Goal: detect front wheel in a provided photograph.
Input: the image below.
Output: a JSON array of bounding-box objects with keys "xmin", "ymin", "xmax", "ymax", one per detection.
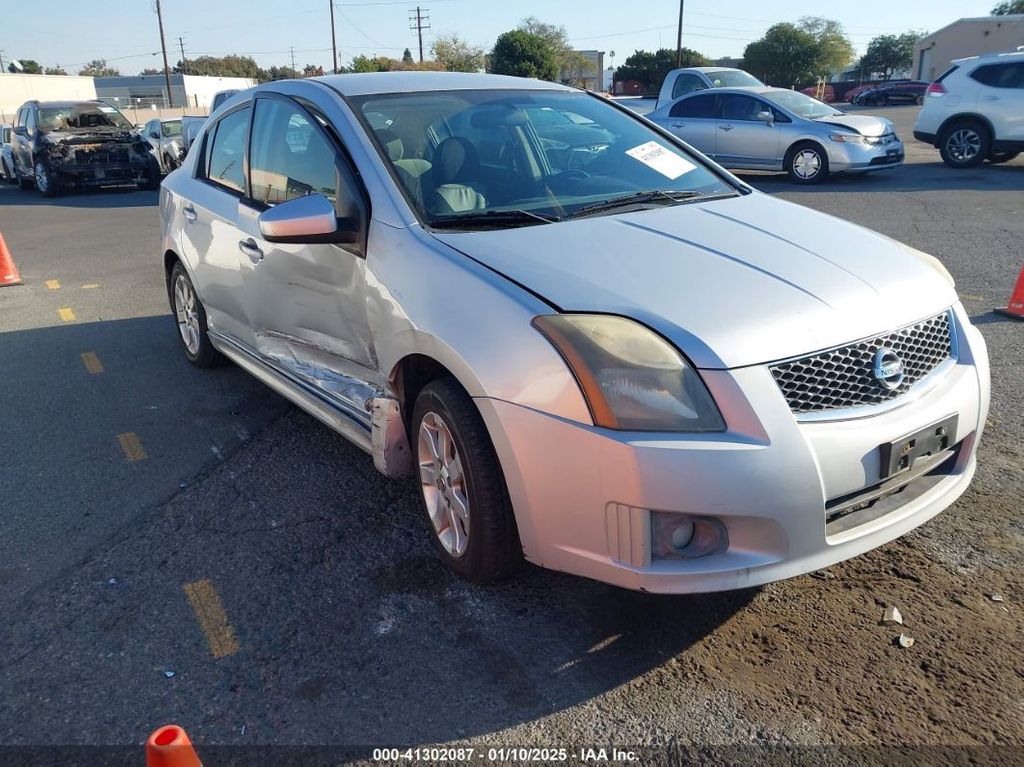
[
  {"xmin": 34, "ymin": 160, "xmax": 59, "ymax": 197},
  {"xmin": 168, "ymin": 261, "xmax": 223, "ymax": 368},
  {"xmin": 939, "ymin": 121, "xmax": 989, "ymax": 168},
  {"xmin": 786, "ymin": 142, "xmax": 829, "ymax": 184},
  {"xmin": 412, "ymin": 379, "xmax": 522, "ymax": 582}
]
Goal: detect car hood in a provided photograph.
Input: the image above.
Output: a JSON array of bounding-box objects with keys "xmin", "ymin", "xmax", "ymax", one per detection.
[
  {"xmin": 41, "ymin": 129, "xmax": 138, "ymax": 145},
  {"xmin": 431, "ymin": 193, "xmax": 957, "ymax": 369},
  {"xmin": 813, "ymin": 114, "xmax": 892, "ymax": 136}
]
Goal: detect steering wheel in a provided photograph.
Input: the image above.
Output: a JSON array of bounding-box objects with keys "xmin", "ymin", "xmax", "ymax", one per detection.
[{"xmin": 555, "ymin": 168, "xmax": 591, "ymax": 182}]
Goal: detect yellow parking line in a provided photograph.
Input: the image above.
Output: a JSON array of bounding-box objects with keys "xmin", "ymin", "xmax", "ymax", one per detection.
[
  {"xmin": 116, "ymin": 432, "xmax": 148, "ymax": 462},
  {"xmin": 45, "ymin": 279, "xmax": 60, "ymax": 290},
  {"xmin": 81, "ymin": 283, "xmax": 100, "ymax": 289},
  {"xmin": 57, "ymin": 307, "xmax": 76, "ymax": 322},
  {"xmin": 183, "ymin": 579, "xmax": 240, "ymax": 658},
  {"xmin": 80, "ymin": 352, "xmax": 104, "ymax": 374}
]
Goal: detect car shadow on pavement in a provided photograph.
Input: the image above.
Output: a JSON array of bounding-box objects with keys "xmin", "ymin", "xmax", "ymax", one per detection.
[
  {"xmin": 0, "ymin": 185, "xmax": 158, "ymax": 209},
  {"xmin": 739, "ymin": 160, "xmax": 1024, "ymax": 195}
]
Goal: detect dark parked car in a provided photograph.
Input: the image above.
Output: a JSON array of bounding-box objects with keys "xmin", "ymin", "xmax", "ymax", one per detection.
[
  {"xmin": 11, "ymin": 100, "xmax": 160, "ymax": 197},
  {"xmin": 854, "ymin": 81, "xmax": 929, "ymax": 106}
]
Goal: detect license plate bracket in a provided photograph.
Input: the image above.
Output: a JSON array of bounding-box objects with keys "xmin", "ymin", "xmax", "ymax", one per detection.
[{"xmin": 879, "ymin": 414, "xmax": 958, "ymax": 480}]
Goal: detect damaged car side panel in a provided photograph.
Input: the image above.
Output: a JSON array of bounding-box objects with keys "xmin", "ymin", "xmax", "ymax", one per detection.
[{"xmin": 12, "ymin": 100, "xmax": 160, "ymax": 196}]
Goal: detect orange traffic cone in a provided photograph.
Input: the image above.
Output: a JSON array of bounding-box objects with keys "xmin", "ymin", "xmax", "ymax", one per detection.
[
  {"xmin": 146, "ymin": 725, "xmax": 202, "ymax": 767},
  {"xmin": 0, "ymin": 232, "xmax": 22, "ymax": 287},
  {"xmin": 995, "ymin": 266, "xmax": 1024, "ymax": 321}
]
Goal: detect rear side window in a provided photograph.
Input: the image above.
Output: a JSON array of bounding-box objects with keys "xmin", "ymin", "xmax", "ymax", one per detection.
[
  {"xmin": 671, "ymin": 74, "xmax": 706, "ymax": 100},
  {"xmin": 935, "ymin": 65, "xmax": 958, "ymax": 83},
  {"xmin": 970, "ymin": 63, "xmax": 1024, "ymax": 89},
  {"xmin": 669, "ymin": 93, "xmax": 717, "ymax": 119},
  {"xmin": 206, "ymin": 107, "xmax": 250, "ymax": 194},
  {"xmin": 249, "ymin": 98, "xmax": 338, "ymax": 206}
]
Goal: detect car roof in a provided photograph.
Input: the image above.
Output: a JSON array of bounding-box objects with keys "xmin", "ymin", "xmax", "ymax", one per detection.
[
  {"xmin": 669, "ymin": 67, "xmax": 748, "ymax": 74},
  {"xmin": 308, "ymin": 71, "xmax": 576, "ymax": 97},
  {"xmin": 953, "ymin": 49, "xmax": 1024, "ymax": 65},
  {"xmin": 679, "ymin": 86, "xmax": 776, "ymax": 96},
  {"xmin": 26, "ymin": 100, "xmax": 109, "ymax": 109}
]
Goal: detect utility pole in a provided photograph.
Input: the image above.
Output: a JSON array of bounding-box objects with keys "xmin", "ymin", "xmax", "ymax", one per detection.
[
  {"xmin": 290, "ymin": 46, "xmax": 297, "ymax": 76},
  {"xmin": 675, "ymin": 0, "xmax": 684, "ymax": 67},
  {"xmin": 155, "ymin": 0, "xmax": 174, "ymax": 107},
  {"xmin": 0, "ymin": 50, "xmax": 6, "ymax": 73},
  {"xmin": 408, "ymin": 6, "xmax": 430, "ymax": 64},
  {"xmin": 178, "ymin": 37, "xmax": 188, "ymax": 75},
  {"xmin": 329, "ymin": 0, "xmax": 339, "ymax": 74}
]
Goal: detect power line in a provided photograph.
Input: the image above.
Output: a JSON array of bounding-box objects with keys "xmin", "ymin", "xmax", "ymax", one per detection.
[{"xmin": 408, "ymin": 6, "xmax": 429, "ymax": 63}]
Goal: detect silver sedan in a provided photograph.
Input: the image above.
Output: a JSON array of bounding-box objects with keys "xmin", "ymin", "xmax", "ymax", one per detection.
[
  {"xmin": 160, "ymin": 72, "xmax": 986, "ymax": 593},
  {"xmin": 647, "ymin": 86, "xmax": 904, "ymax": 183}
]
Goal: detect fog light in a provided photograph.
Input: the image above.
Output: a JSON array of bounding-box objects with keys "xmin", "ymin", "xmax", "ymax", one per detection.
[{"xmin": 652, "ymin": 512, "xmax": 728, "ymax": 560}]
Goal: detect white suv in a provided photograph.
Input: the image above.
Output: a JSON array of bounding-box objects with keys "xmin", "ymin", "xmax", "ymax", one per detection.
[{"xmin": 914, "ymin": 49, "xmax": 1024, "ymax": 168}]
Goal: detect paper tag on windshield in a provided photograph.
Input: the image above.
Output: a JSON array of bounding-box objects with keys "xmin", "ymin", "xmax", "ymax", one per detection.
[
  {"xmin": 97, "ymin": 105, "xmax": 116, "ymax": 113},
  {"xmin": 625, "ymin": 141, "xmax": 695, "ymax": 179}
]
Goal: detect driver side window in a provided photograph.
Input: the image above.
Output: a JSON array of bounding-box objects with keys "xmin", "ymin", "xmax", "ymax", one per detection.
[{"xmin": 672, "ymin": 74, "xmax": 706, "ymax": 100}]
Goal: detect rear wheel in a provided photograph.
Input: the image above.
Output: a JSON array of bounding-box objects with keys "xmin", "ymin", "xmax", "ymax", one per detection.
[
  {"xmin": 939, "ymin": 120, "xmax": 989, "ymax": 168},
  {"xmin": 168, "ymin": 261, "xmax": 223, "ymax": 368},
  {"xmin": 412, "ymin": 378, "xmax": 522, "ymax": 582},
  {"xmin": 163, "ymin": 153, "xmax": 179, "ymax": 172},
  {"xmin": 988, "ymin": 151, "xmax": 1019, "ymax": 164},
  {"xmin": 786, "ymin": 141, "xmax": 829, "ymax": 184}
]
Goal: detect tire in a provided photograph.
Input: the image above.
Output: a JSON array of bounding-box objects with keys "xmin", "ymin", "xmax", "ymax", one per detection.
[
  {"xmin": 786, "ymin": 141, "xmax": 829, "ymax": 184},
  {"xmin": 877, "ymin": 94, "xmax": 889, "ymax": 106},
  {"xmin": 163, "ymin": 153, "xmax": 179, "ymax": 172},
  {"xmin": 2, "ymin": 160, "xmax": 14, "ymax": 184},
  {"xmin": 988, "ymin": 151, "xmax": 1019, "ymax": 164},
  {"xmin": 141, "ymin": 161, "xmax": 161, "ymax": 191},
  {"xmin": 915, "ymin": 94, "xmax": 924, "ymax": 106},
  {"xmin": 15, "ymin": 162, "xmax": 33, "ymax": 190},
  {"xmin": 34, "ymin": 160, "xmax": 59, "ymax": 198},
  {"xmin": 168, "ymin": 261, "xmax": 223, "ymax": 368},
  {"xmin": 938, "ymin": 120, "xmax": 989, "ymax": 168},
  {"xmin": 412, "ymin": 378, "xmax": 522, "ymax": 582}
]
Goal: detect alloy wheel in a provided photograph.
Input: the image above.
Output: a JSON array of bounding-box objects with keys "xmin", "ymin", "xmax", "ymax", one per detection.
[
  {"xmin": 946, "ymin": 129, "xmax": 981, "ymax": 163},
  {"xmin": 173, "ymin": 274, "xmax": 201, "ymax": 355},
  {"xmin": 34, "ymin": 162, "xmax": 49, "ymax": 193},
  {"xmin": 418, "ymin": 411, "xmax": 471, "ymax": 558}
]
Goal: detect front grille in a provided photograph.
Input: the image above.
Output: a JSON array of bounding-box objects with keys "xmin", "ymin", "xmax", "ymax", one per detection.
[{"xmin": 770, "ymin": 312, "xmax": 953, "ymax": 414}]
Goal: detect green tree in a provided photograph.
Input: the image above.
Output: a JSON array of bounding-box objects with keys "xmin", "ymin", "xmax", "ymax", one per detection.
[
  {"xmin": 176, "ymin": 55, "xmax": 260, "ymax": 78},
  {"xmin": 992, "ymin": 0, "xmax": 1024, "ymax": 13},
  {"xmin": 78, "ymin": 59, "xmax": 120, "ymax": 77},
  {"xmin": 402, "ymin": 48, "xmax": 415, "ymax": 65},
  {"xmin": 860, "ymin": 32, "xmax": 923, "ymax": 80},
  {"xmin": 44, "ymin": 66, "xmax": 68, "ymax": 75},
  {"xmin": 140, "ymin": 68, "xmax": 163, "ymax": 75},
  {"xmin": 743, "ymin": 23, "xmax": 822, "ymax": 86},
  {"xmin": 350, "ymin": 55, "xmax": 393, "ymax": 73},
  {"xmin": 798, "ymin": 17, "xmax": 855, "ymax": 74},
  {"xmin": 516, "ymin": 17, "xmax": 590, "ymax": 82},
  {"xmin": 9, "ymin": 59, "xmax": 42, "ymax": 74},
  {"xmin": 489, "ymin": 29, "xmax": 559, "ymax": 81},
  {"xmin": 431, "ymin": 33, "xmax": 486, "ymax": 72},
  {"xmin": 615, "ymin": 47, "xmax": 709, "ymax": 91},
  {"xmin": 303, "ymin": 64, "xmax": 324, "ymax": 77}
]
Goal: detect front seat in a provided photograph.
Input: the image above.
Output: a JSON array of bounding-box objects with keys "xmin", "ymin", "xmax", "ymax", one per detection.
[
  {"xmin": 428, "ymin": 137, "xmax": 487, "ymax": 214},
  {"xmin": 376, "ymin": 129, "xmax": 431, "ymax": 179}
]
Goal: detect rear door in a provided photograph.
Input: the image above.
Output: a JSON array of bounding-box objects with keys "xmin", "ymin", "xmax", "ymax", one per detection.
[
  {"xmin": 970, "ymin": 62, "xmax": 1024, "ymax": 142},
  {"xmin": 715, "ymin": 94, "xmax": 782, "ymax": 167},
  {"xmin": 661, "ymin": 93, "xmax": 718, "ymax": 157},
  {"xmin": 238, "ymin": 93, "xmax": 379, "ymax": 412},
  {"xmin": 180, "ymin": 103, "xmax": 256, "ymax": 347}
]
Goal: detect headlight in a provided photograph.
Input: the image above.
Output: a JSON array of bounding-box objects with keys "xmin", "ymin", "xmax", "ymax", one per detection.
[
  {"xmin": 533, "ymin": 314, "xmax": 725, "ymax": 432},
  {"xmin": 829, "ymin": 132, "xmax": 877, "ymax": 145}
]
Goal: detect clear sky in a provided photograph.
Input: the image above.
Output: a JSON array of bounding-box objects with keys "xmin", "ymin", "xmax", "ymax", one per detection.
[{"xmin": 0, "ymin": 0, "xmax": 998, "ymax": 76}]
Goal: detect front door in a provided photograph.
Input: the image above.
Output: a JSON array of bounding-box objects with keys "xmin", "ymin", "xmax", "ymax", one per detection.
[
  {"xmin": 662, "ymin": 93, "xmax": 719, "ymax": 158},
  {"xmin": 715, "ymin": 94, "xmax": 781, "ymax": 168},
  {"xmin": 238, "ymin": 94, "xmax": 379, "ymax": 416}
]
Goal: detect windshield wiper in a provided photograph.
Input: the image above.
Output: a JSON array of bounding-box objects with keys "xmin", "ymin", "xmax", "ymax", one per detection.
[
  {"xmin": 429, "ymin": 208, "xmax": 560, "ymax": 229},
  {"xmin": 563, "ymin": 189, "xmax": 719, "ymax": 220}
]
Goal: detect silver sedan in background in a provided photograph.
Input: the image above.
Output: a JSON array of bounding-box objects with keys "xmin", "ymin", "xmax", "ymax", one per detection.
[{"xmin": 647, "ymin": 86, "xmax": 904, "ymax": 184}]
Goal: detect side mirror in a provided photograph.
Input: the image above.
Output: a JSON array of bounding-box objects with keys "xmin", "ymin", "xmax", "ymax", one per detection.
[
  {"xmin": 12, "ymin": 126, "xmax": 28, "ymax": 136},
  {"xmin": 756, "ymin": 111, "xmax": 774, "ymax": 125},
  {"xmin": 257, "ymin": 193, "xmax": 358, "ymax": 245}
]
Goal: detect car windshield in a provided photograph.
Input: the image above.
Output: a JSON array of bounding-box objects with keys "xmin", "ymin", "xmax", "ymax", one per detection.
[
  {"xmin": 162, "ymin": 120, "xmax": 182, "ymax": 137},
  {"xmin": 353, "ymin": 89, "xmax": 735, "ymax": 228},
  {"xmin": 705, "ymin": 70, "xmax": 763, "ymax": 88},
  {"xmin": 38, "ymin": 104, "xmax": 133, "ymax": 131},
  {"xmin": 766, "ymin": 90, "xmax": 842, "ymax": 119}
]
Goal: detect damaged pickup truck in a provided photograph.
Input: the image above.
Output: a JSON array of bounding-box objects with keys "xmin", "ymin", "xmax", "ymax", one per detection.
[{"xmin": 11, "ymin": 100, "xmax": 160, "ymax": 197}]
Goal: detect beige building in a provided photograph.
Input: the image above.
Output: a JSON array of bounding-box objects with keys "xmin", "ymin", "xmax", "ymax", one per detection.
[{"xmin": 914, "ymin": 15, "xmax": 1024, "ymax": 81}]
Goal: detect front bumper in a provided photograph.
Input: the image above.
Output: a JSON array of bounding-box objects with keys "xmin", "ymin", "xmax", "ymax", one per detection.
[
  {"xmin": 914, "ymin": 130, "xmax": 938, "ymax": 147},
  {"xmin": 828, "ymin": 139, "xmax": 904, "ymax": 173},
  {"xmin": 478, "ymin": 305, "xmax": 989, "ymax": 593},
  {"xmin": 52, "ymin": 162, "xmax": 151, "ymax": 187}
]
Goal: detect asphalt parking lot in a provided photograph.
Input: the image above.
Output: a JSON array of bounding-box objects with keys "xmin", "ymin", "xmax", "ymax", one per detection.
[{"xmin": 0, "ymin": 105, "xmax": 1021, "ymax": 759}]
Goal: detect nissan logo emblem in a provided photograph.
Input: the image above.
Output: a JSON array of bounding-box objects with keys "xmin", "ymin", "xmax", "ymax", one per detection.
[{"xmin": 873, "ymin": 347, "xmax": 905, "ymax": 390}]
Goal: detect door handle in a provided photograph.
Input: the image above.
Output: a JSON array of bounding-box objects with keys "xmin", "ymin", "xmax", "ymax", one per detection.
[
  {"xmin": 983, "ymin": 95, "xmax": 1000, "ymax": 101},
  {"xmin": 238, "ymin": 239, "xmax": 264, "ymax": 263},
  {"xmin": 671, "ymin": 122, "xmax": 687, "ymax": 127},
  {"xmin": 719, "ymin": 124, "xmax": 733, "ymax": 131},
  {"xmin": 183, "ymin": 205, "xmax": 197, "ymax": 223}
]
